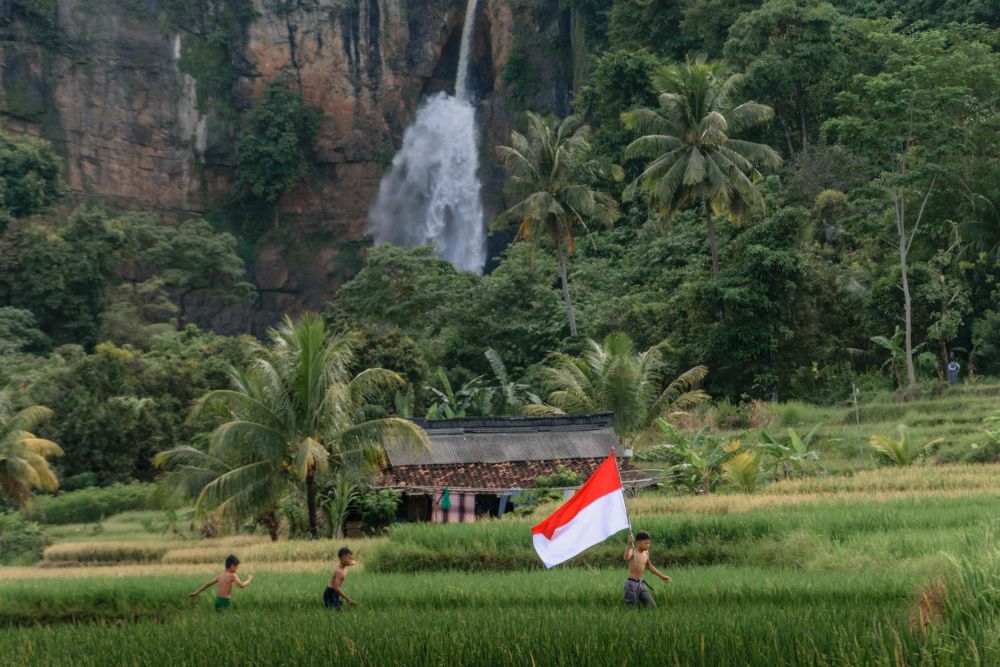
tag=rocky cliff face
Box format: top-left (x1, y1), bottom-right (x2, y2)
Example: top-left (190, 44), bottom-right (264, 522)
top-left (0, 0), bottom-right (573, 333)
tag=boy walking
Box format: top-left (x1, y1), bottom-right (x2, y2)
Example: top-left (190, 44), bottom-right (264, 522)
top-left (324, 547), bottom-right (358, 610)
top-left (623, 531), bottom-right (671, 607)
top-left (189, 554), bottom-right (253, 611)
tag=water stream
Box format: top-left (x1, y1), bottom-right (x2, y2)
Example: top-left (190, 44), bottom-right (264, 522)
top-left (367, 0), bottom-right (486, 273)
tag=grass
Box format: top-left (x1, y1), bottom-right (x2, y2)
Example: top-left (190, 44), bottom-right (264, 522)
top-left (696, 384), bottom-right (1000, 470)
top-left (3, 463), bottom-right (1000, 664)
top-left (0, 561), bottom-right (997, 665)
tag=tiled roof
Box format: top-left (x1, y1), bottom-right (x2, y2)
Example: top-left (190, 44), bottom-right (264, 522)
top-left (386, 413), bottom-right (620, 466)
top-left (379, 457), bottom-right (649, 491)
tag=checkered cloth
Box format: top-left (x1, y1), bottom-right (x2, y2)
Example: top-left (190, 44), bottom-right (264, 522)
top-left (431, 491), bottom-right (476, 523)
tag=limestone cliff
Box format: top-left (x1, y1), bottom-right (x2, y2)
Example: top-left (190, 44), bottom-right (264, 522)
top-left (0, 0), bottom-right (574, 333)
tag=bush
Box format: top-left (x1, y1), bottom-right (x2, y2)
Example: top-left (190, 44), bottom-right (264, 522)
top-left (23, 483), bottom-right (156, 525)
top-left (358, 489), bottom-right (401, 535)
top-left (0, 512), bottom-right (46, 565)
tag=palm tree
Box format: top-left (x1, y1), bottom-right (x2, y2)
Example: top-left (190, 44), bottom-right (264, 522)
top-left (155, 314), bottom-right (429, 540)
top-left (622, 55), bottom-right (782, 276)
top-left (0, 389), bottom-right (63, 507)
top-left (494, 112), bottom-right (620, 336)
top-left (523, 332), bottom-right (709, 449)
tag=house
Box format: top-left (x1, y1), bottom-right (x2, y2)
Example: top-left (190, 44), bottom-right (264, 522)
top-left (378, 413), bottom-right (653, 523)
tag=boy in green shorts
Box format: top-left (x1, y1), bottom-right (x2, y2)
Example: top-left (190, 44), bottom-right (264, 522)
top-left (190, 554), bottom-right (253, 611)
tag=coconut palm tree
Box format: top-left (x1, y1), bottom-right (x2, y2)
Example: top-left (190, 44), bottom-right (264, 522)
top-left (523, 332), bottom-right (709, 449)
top-left (155, 314), bottom-right (429, 540)
top-left (622, 55), bottom-right (782, 276)
top-left (0, 389), bottom-right (63, 507)
top-left (494, 111), bottom-right (620, 336)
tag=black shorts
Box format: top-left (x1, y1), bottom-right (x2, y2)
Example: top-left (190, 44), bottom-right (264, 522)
top-left (323, 586), bottom-right (341, 609)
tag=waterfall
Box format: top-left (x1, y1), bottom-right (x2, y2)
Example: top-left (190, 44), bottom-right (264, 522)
top-left (367, 0), bottom-right (486, 274)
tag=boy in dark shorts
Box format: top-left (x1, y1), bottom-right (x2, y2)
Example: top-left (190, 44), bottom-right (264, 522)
top-left (189, 554), bottom-right (253, 611)
top-left (324, 547), bottom-right (358, 610)
top-left (623, 531), bottom-right (671, 607)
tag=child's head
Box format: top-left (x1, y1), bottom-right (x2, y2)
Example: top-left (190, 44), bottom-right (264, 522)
top-left (635, 531), bottom-right (651, 551)
top-left (338, 547), bottom-right (354, 565)
top-left (225, 554), bottom-right (240, 571)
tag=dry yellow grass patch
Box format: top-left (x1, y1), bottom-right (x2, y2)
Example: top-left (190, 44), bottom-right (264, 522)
top-left (39, 535), bottom-right (387, 568)
top-left (0, 560), bottom-right (338, 581)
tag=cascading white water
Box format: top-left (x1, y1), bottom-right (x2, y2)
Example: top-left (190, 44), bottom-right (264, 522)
top-left (367, 0), bottom-right (486, 273)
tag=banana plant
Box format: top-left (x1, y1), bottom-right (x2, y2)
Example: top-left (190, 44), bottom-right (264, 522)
top-left (868, 425), bottom-right (943, 465)
top-left (424, 368), bottom-right (494, 418)
top-left (638, 420), bottom-right (745, 494)
top-left (758, 424), bottom-right (824, 479)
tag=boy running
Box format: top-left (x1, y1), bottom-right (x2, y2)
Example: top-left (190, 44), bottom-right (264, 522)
top-left (324, 547), bottom-right (358, 610)
top-left (189, 554), bottom-right (253, 611)
top-left (623, 531), bottom-right (671, 607)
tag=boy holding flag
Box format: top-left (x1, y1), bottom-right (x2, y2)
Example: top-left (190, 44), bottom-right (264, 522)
top-left (530, 452), bottom-right (672, 606)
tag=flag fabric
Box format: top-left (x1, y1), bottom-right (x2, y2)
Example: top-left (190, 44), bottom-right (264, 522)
top-left (531, 454), bottom-right (630, 568)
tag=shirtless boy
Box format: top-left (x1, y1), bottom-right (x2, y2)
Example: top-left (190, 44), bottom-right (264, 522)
top-left (189, 554), bottom-right (253, 611)
top-left (623, 531), bottom-right (671, 607)
top-left (324, 547), bottom-right (358, 610)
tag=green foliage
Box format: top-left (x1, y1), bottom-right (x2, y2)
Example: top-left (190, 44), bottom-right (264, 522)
top-left (0, 130), bottom-right (63, 221)
top-left (495, 111), bottom-right (620, 335)
top-left (138, 218), bottom-right (254, 325)
top-left (524, 332), bottom-right (709, 445)
top-left (500, 38), bottom-right (540, 103)
top-left (723, 0), bottom-right (855, 156)
top-left (637, 421), bottom-right (744, 493)
top-left (607, 0), bottom-right (689, 57)
top-left (758, 424), bottom-right (823, 478)
top-left (320, 473), bottom-right (359, 540)
top-left (21, 483), bottom-right (154, 525)
top-left (622, 55), bottom-right (782, 275)
top-left (0, 307), bottom-right (50, 354)
top-left (155, 314), bottom-right (428, 539)
top-left (235, 80), bottom-right (320, 211)
top-left (535, 467), bottom-right (583, 488)
top-left (576, 49), bottom-right (659, 166)
top-left (868, 424), bottom-right (943, 465)
top-left (0, 511), bottom-right (45, 565)
top-left (0, 207), bottom-right (125, 346)
top-left (358, 488), bottom-right (400, 536)
top-left (0, 387), bottom-right (62, 507)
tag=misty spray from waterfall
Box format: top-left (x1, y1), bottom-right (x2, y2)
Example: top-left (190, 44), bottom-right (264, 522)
top-left (367, 0), bottom-right (486, 273)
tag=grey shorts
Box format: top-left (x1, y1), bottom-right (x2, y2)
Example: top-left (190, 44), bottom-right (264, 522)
top-left (624, 578), bottom-right (655, 607)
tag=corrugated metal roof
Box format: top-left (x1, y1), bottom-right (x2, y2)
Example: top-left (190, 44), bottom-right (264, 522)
top-left (385, 423), bottom-right (621, 466)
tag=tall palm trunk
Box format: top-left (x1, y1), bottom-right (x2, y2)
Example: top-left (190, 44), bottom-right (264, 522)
top-left (556, 242), bottom-right (579, 336)
top-left (705, 202), bottom-right (721, 277)
top-left (257, 510), bottom-right (279, 542)
top-left (306, 469), bottom-right (319, 539)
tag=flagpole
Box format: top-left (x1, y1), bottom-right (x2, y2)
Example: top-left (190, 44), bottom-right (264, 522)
top-left (612, 448), bottom-right (639, 568)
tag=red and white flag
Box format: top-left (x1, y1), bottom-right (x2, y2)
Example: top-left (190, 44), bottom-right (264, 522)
top-left (531, 453), bottom-right (630, 568)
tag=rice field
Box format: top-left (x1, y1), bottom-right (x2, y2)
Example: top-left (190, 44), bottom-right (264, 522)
top-left (3, 463), bottom-right (1000, 665)
top-left (1, 559), bottom-right (998, 666)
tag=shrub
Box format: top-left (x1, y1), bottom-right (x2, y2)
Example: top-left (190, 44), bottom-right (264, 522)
top-left (22, 483), bottom-right (156, 524)
top-left (358, 489), bottom-right (401, 536)
top-left (0, 512), bottom-right (46, 564)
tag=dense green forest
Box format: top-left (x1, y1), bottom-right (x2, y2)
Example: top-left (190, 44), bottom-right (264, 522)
top-left (2, 0), bottom-right (1000, 495)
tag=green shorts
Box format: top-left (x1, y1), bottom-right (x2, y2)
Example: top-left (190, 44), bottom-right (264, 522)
top-left (215, 596), bottom-right (231, 612)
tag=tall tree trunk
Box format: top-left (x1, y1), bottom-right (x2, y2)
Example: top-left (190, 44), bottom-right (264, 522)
top-left (556, 242), bottom-right (578, 336)
top-left (798, 95), bottom-right (808, 154)
top-left (258, 510), bottom-right (279, 542)
top-left (705, 202), bottom-right (721, 277)
top-left (893, 190), bottom-right (917, 389)
top-left (779, 116), bottom-right (795, 157)
top-left (306, 470), bottom-right (319, 539)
